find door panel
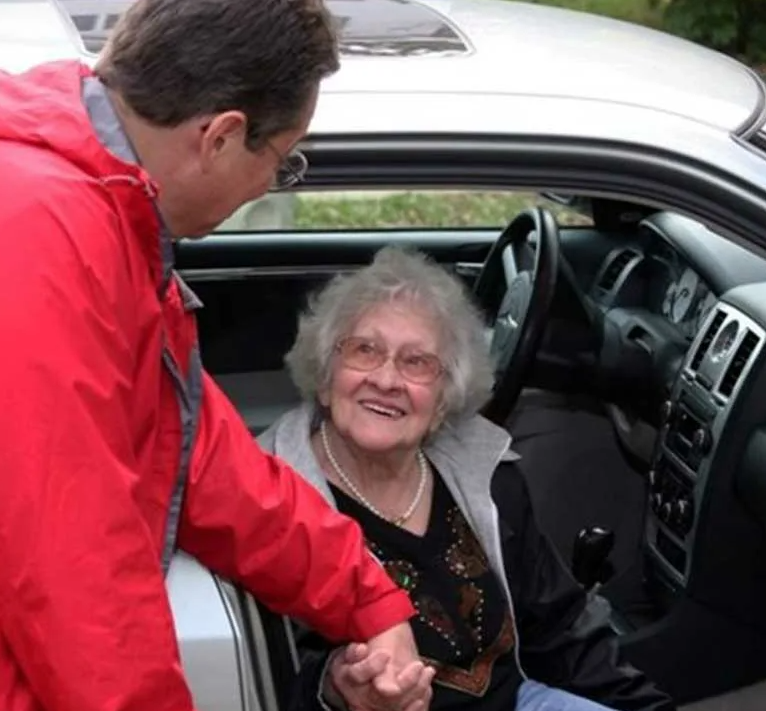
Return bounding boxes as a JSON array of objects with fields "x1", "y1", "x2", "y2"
[
  {"x1": 176, "y1": 203, "x2": 620, "y2": 432},
  {"x1": 178, "y1": 226, "x2": 617, "y2": 369},
  {"x1": 178, "y1": 226, "x2": 623, "y2": 433},
  {"x1": 177, "y1": 230, "x2": 497, "y2": 376},
  {"x1": 167, "y1": 553, "x2": 258, "y2": 711}
]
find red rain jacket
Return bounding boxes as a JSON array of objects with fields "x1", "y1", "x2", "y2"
[{"x1": 0, "y1": 61, "x2": 413, "y2": 711}]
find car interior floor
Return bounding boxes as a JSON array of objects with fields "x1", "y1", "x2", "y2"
[{"x1": 507, "y1": 388, "x2": 651, "y2": 612}]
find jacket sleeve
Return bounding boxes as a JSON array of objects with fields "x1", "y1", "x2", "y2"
[
  {"x1": 0, "y1": 204, "x2": 196, "y2": 711},
  {"x1": 177, "y1": 373, "x2": 415, "y2": 643},
  {"x1": 492, "y1": 462, "x2": 676, "y2": 711}
]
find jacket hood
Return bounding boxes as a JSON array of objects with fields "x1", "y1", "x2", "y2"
[
  {"x1": 0, "y1": 61, "x2": 150, "y2": 186},
  {"x1": 0, "y1": 61, "x2": 172, "y2": 289},
  {"x1": 258, "y1": 402, "x2": 521, "y2": 506}
]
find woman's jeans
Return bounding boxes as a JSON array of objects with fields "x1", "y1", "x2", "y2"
[{"x1": 516, "y1": 680, "x2": 617, "y2": 711}]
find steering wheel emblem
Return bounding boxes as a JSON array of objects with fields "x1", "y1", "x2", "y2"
[
  {"x1": 501, "y1": 276, "x2": 529, "y2": 317},
  {"x1": 490, "y1": 273, "x2": 533, "y2": 373},
  {"x1": 500, "y1": 313, "x2": 519, "y2": 330}
]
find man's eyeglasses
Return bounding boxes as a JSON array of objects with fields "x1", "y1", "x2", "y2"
[
  {"x1": 335, "y1": 336, "x2": 445, "y2": 385},
  {"x1": 267, "y1": 141, "x2": 308, "y2": 192}
]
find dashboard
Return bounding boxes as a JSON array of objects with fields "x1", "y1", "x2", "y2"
[
  {"x1": 583, "y1": 211, "x2": 766, "y2": 439},
  {"x1": 566, "y1": 209, "x2": 766, "y2": 700},
  {"x1": 657, "y1": 259, "x2": 716, "y2": 341},
  {"x1": 590, "y1": 212, "x2": 766, "y2": 350}
]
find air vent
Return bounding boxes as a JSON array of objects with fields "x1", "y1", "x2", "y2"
[
  {"x1": 689, "y1": 309, "x2": 726, "y2": 371},
  {"x1": 598, "y1": 249, "x2": 635, "y2": 292},
  {"x1": 718, "y1": 330, "x2": 760, "y2": 397}
]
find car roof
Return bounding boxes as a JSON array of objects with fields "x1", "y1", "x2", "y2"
[
  {"x1": 45, "y1": 0, "x2": 766, "y2": 140},
  {"x1": 0, "y1": 0, "x2": 84, "y2": 73},
  {"x1": 320, "y1": 0, "x2": 763, "y2": 135}
]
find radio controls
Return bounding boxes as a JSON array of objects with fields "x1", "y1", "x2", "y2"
[
  {"x1": 648, "y1": 457, "x2": 696, "y2": 538},
  {"x1": 660, "y1": 501, "x2": 674, "y2": 524},
  {"x1": 674, "y1": 498, "x2": 694, "y2": 534},
  {"x1": 692, "y1": 426, "x2": 713, "y2": 456}
]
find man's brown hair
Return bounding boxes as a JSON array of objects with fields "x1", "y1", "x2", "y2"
[{"x1": 96, "y1": 0, "x2": 339, "y2": 147}]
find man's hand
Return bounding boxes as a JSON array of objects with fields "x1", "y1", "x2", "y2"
[
  {"x1": 364, "y1": 622, "x2": 423, "y2": 696},
  {"x1": 324, "y1": 632, "x2": 435, "y2": 711}
]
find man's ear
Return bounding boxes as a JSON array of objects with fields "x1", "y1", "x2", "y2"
[{"x1": 199, "y1": 110, "x2": 248, "y2": 168}]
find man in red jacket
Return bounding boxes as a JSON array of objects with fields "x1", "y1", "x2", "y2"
[{"x1": 0, "y1": 0, "x2": 435, "y2": 710}]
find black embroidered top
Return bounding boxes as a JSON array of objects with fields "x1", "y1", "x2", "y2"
[
  {"x1": 329, "y1": 474, "x2": 519, "y2": 711},
  {"x1": 289, "y1": 457, "x2": 674, "y2": 711}
]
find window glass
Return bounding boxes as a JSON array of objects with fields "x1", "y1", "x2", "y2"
[
  {"x1": 71, "y1": 14, "x2": 96, "y2": 32},
  {"x1": 216, "y1": 190, "x2": 593, "y2": 232}
]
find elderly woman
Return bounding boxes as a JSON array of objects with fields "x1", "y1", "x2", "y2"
[{"x1": 259, "y1": 246, "x2": 674, "y2": 711}]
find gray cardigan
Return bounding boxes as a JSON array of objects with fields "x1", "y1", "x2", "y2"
[
  {"x1": 259, "y1": 404, "x2": 676, "y2": 711},
  {"x1": 258, "y1": 402, "x2": 527, "y2": 677}
]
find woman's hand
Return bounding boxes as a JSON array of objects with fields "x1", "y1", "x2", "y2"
[{"x1": 325, "y1": 641, "x2": 435, "y2": 711}]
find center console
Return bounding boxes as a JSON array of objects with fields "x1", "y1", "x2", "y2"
[
  {"x1": 645, "y1": 302, "x2": 764, "y2": 594},
  {"x1": 616, "y1": 298, "x2": 766, "y2": 703}
]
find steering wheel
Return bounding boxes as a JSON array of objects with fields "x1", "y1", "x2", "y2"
[{"x1": 473, "y1": 207, "x2": 561, "y2": 425}]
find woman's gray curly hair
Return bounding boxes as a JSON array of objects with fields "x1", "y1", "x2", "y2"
[{"x1": 284, "y1": 245, "x2": 495, "y2": 420}]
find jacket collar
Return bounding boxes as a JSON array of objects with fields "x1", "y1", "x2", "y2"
[
  {"x1": 82, "y1": 76, "x2": 175, "y2": 295},
  {"x1": 258, "y1": 402, "x2": 520, "y2": 509},
  {"x1": 0, "y1": 61, "x2": 172, "y2": 295},
  {"x1": 259, "y1": 402, "x2": 523, "y2": 650}
]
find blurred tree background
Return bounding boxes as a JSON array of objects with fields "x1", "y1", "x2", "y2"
[
  {"x1": 527, "y1": 0, "x2": 766, "y2": 69},
  {"x1": 663, "y1": 0, "x2": 766, "y2": 65}
]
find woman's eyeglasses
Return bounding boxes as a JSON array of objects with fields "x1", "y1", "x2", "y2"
[{"x1": 335, "y1": 336, "x2": 444, "y2": 385}]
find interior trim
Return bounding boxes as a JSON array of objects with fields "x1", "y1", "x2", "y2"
[
  {"x1": 180, "y1": 265, "x2": 360, "y2": 281},
  {"x1": 680, "y1": 678, "x2": 766, "y2": 711},
  {"x1": 216, "y1": 579, "x2": 263, "y2": 711}
]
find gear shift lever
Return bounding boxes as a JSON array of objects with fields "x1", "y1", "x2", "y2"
[{"x1": 572, "y1": 526, "x2": 615, "y2": 591}]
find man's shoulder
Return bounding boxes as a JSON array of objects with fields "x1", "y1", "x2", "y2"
[
  {"x1": 0, "y1": 136, "x2": 106, "y2": 194},
  {"x1": 0, "y1": 143, "x2": 123, "y2": 253},
  {"x1": 0, "y1": 146, "x2": 135, "y2": 306}
]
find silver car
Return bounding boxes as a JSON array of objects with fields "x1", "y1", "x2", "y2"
[{"x1": 7, "y1": 0, "x2": 766, "y2": 709}]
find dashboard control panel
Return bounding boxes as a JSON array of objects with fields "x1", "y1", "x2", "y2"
[
  {"x1": 645, "y1": 302, "x2": 764, "y2": 589},
  {"x1": 649, "y1": 457, "x2": 695, "y2": 536}
]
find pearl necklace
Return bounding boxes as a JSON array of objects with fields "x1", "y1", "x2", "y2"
[{"x1": 320, "y1": 420, "x2": 428, "y2": 527}]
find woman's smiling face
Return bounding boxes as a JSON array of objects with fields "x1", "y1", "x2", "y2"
[{"x1": 320, "y1": 301, "x2": 446, "y2": 456}]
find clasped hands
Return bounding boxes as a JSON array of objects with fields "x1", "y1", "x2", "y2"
[{"x1": 323, "y1": 623, "x2": 435, "y2": 711}]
